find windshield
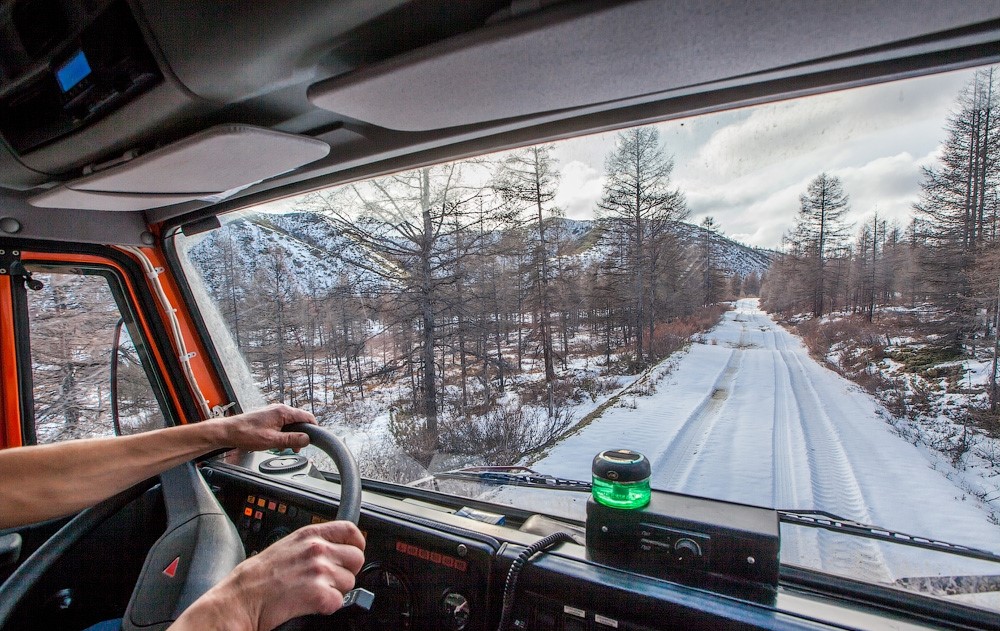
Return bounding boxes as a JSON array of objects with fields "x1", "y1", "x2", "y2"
[{"x1": 174, "y1": 66, "x2": 1000, "y2": 611}]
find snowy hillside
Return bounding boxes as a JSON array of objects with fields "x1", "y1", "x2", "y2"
[
  {"x1": 670, "y1": 221, "x2": 773, "y2": 278},
  {"x1": 185, "y1": 212, "x2": 393, "y2": 297},
  {"x1": 551, "y1": 217, "x2": 772, "y2": 278},
  {"x1": 186, "y1": 213, "x2": 771, "y2": 303}
]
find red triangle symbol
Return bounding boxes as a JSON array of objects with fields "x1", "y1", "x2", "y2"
[{"x1": 163, "y1": 556, "x2": 180, "y2": 578}]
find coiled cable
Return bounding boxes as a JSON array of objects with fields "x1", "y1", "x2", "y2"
[{"x1": 497, "y1": 531, "x2": 575, "y2": 631}]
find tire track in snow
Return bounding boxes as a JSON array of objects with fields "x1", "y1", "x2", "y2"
[
  {"x1": 770, "y1": 327, "x2": 809, "y2": 509},
  {"x1": 774, "y1": 330, "x2": 890, "y2": 582},
  {"x1": 743, "y1": 307, "x2": 812, "y2": 510},
  {"x1": 651, "y1": 324, "x2": 748, "y2": 491},
  {"x1": 747, "y1": 309, "x2": 796, "y2": 508},
  {"x1": 745, "y1": 306, "x2": 819, "y2": 566}
]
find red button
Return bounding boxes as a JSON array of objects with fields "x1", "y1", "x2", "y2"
[
  {"x1": 163, "y1": 557, "x2": 180, "y2": 578},
  {"x1": 268, "y1": 501, "x2": 277, "y2": 511},
  {"x1": 254, "y1": 511, "x2": 263, "y2": 520}
]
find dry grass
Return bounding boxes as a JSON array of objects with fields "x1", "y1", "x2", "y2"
[{"x1": 649, "y1": 304, "x2": 730, "y2": 359}]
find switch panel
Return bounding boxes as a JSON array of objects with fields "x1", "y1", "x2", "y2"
[{"x1": 586, "y1": 492, "x2": 779, "y2": 603}]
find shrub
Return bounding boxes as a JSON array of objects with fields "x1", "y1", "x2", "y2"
[
  {"x1": 437, "y1": 402, "x2": 574, "y2": 465},
  {"x1": 649, "y1": 304, "x2": 729, "y2": 359}
]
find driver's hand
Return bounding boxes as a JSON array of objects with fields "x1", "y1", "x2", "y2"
[
  {"x1": 214, "y1": 403, "x2": 316, "y2": 452},
  {"x1": 171, "y1": 521, "x2": 366, "y2": 631}
]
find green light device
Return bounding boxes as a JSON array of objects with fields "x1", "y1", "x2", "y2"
[{"x1": 591, "y1": 449, "x2": 651, "y2": 509}]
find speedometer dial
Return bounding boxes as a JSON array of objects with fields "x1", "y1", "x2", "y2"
[{"x1": 349, "y1": 563, "x2": 412, "y2": 631}]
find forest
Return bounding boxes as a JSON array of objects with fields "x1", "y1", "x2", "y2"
[
  {"x1": 761, "y1": 67, "x2": 1000, "y2": 437},
  {"x1": 184, "y1": 126, "x2": 766, "y2": 465}
]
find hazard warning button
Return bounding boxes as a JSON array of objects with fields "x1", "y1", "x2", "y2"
[{"x1": 163, "y1": 556, "x2": 180, "y2": 578}]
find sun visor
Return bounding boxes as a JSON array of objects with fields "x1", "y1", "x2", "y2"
[
  {"x1": 307, "y1": 0, "x2": 1000, "y2": 131},
  {"x1": 29, "y1": 125, "x2": 330, "y2": 210}
]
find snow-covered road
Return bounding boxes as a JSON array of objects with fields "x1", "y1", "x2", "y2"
[{"x1": 522, "y1": 298, "x2": 1000, "y2": 586}]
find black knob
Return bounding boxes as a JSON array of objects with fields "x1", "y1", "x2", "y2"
[{"x1": 674, "y1": 538, "x2": 702, "y2": 561}]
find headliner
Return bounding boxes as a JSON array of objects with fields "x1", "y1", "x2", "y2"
[{"x1": 0, "y1": 0, "x2": 997, "y2": 245}]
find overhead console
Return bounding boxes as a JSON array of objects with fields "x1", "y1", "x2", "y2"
[
  {"x1": 0, "y1": 0, "x2": 161, "y2": 155},
  {"x1": 28, "y1": 124, "x2": 331, "y2": 210}
]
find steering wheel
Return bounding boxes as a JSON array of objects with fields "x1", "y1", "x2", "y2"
[{"x1": 0, "y1": 422, "x2": 361, "y2": 631}]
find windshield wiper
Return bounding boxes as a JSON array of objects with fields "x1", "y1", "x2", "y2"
[
  {"x1": 777, "y1": 510, "x2": 1000, "y2": 565},
  {"x1": 417, "y1": 466, "x2": 592, "y2": 491},
  {"x1": 424, "y1": 468, "x2": 1000, "y2": 567}
]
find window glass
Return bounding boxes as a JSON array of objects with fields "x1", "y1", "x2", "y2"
[
  {"x1": 27, "y1": 270, "x2": 165, "y2": 442},
  {"x1": 175, "y1": 65, "x2": 1000, "y2": 611}
]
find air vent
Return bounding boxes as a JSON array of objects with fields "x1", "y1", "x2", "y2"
[{"x1": 13, "y1": 0, "x2": 69, "y2": 58}]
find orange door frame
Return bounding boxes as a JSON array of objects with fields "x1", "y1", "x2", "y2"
[
  {"x1": 0, "y1": 246, "x2": 229, "y2": 448},
  {"x1": 0, "y1": 276, "x2": 21, "y2": 448}
]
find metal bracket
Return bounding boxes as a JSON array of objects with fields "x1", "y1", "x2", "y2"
[
  {"x1": 0, "y1": 248, "x2": 21, "y2": 276},
  {"x1": 0, "y1": 249, "x2": 43, "y2": 290}
]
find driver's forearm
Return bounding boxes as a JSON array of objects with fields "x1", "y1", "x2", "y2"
[
  {"x1": 170, "y1": 587, "x2": 254, "y2": 631},
  {"x1": 0, "y1": 422, "x2": 228, "y2": 529}
]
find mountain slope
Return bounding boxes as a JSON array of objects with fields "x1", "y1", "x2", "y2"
[
  {"x1": 553, "y1": 217, "x2": 772, "y2": 278},
  {"x1": 185, "y1": 213, "x2": 772, "y2": 303},
  {"x1": 185, "y1": 212, "x2": 392, "y2": 297}
]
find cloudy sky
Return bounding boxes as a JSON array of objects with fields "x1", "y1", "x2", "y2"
[{"x1": 549, "y1": 67, "x2": 980, "y2": 249}]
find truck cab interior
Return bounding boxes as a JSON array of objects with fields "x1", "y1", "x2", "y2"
[{"x1": 0, "y1": 1, "x2": 999, "y2": 630}]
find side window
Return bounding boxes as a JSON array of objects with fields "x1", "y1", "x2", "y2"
[{"x1": 26, "y1": 270, "x2": 166, "y2": 443}]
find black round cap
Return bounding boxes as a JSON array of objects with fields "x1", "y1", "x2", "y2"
[
  {"x1": 592, "y1": 449, "x2": 650, "y2": 482},
  {"x1": 260, "y1": 454, "x2": 309, "y2": 474}
]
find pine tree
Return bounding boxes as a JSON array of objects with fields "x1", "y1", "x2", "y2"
[
  {"x1": 915, "y1": 67, "x2": 1000, "y2": 347},
  {"x1": 492, "y1": 145, "x2": 561, "y2": 415},
  {"x1": 302, "y1": 162, "x2": 500, "y2": 446},
  {"x1": 598, "y1": 126, "x2": 687, "y2": 364},
  {"x1": 790, "y1": 173, "x2": 851, "y2": 316},
  {"x1": 698, "y1": 216, "x2": 726, "y2": 306}
]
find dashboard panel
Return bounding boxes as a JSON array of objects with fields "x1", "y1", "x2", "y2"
[
  {"x1": 200, "y1": 456, "x2": 963, "y2": 631},
  {"x1": 204, "y1": 462, "x2": 499, "y2": 631}
]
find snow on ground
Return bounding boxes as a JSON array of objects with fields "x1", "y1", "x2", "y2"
[{"x1": 495, "y1": 298, "x2": 1000, "y2": 603}]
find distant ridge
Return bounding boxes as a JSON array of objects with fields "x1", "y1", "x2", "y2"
[{"x1": 187, "y1": 213, "x2": 773, "y2": 298}]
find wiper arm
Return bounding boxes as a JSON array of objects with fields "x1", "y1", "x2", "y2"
[
  {"x1": 421, "y1": 466, "x2": 592, "y2": 492},
  {"x1": 414, "y1": 474, "x2": 1000, "y2": 566},
  {"x1": 895, "y1": 574, "x2": 1000, "y2": 596},
  {"x1": 779, "y1": 509, "x2": 1000, "y2": 565}
]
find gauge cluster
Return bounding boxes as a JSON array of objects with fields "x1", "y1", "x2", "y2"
[{"x1": 204, "y1": 465, "x2": 497, "y2": 631}]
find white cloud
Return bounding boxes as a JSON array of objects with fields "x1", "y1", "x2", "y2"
[
  {"x1": 555, "y1": 160, "x2": 604, "y2": 219},
  {"x1": 651, "y1": 70, "x2": 974, "y2": 247},
  {"x1": 495, "y1": 67, "x2": 978, "y2": 248},
  {"x1": 831, "y1": 152, "x2": 927, "y2": 229},
  {"x1": 683, "y1": 72, "x2": 963, "y2": 182}
]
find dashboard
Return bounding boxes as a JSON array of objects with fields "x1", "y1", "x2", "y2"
[
  {"x1": 206, "y1": 455, "x2": 499, "y2": 631},
  {"x1": 201, "y1": 453, "x2": 960, "y2": 631}
]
